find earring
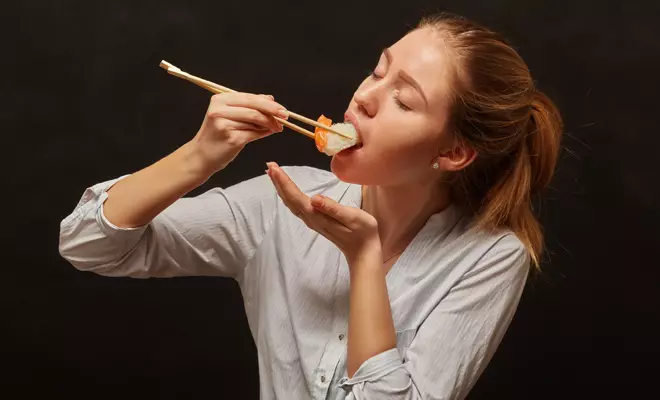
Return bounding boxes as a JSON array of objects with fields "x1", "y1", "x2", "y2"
[{"x1": 432, "y1": 162, "x2": 439, "y2": 170}]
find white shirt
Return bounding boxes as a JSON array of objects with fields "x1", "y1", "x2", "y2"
[{"x1": 59, "y1": 165, "x2": 529, "y2": 400}]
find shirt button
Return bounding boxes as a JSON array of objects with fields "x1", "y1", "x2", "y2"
[
  {"x1": 321, "y1": 375, "x2": 326, "y2": 383},
  {"x1": 338, "y1": 333, "x2": 345, "y2": 340}
]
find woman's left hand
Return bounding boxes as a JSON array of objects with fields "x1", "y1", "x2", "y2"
[{"x1": 266, "y1": 162, "x2": 382, "y2": 266}]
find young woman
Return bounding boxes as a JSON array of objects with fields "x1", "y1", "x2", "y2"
[{"x1": 59, "y1": 13, "x2": 562, "y2": 400}]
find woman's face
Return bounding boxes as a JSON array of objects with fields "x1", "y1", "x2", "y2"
[{"x1": 331, "y1": 27, "x2": 455, "y2": 187}]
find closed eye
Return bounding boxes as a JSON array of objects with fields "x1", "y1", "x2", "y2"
[
  {"x1": 395, "y1": 97, "x2": 411, "y2": 111},
  {"x1": 369, "y1": 70, "x2": 382, "y2": 80},
  {"x1": 369, "y1": 71, "x2": 412, "y2": 111}
]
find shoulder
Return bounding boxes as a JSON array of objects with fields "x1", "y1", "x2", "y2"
[
  {"x1": 464, "y1": 226, "x2": 530, "y2": 280},
  {"x1": 278, "y1": 165, "x2": 344, "y2": 194},
  {"x1": 216, "y1": 165, "x2": 337, "y2": 196},
  {"x1": 482, "y1": 229, "x2": 527, "y2": 259},
  {"x1": 279, "y1": 165, "x2": 336, "y2": 183},
  {"x1": 205, "y1": 165, "x2": 351, "y2": 213},
  {"x1": 439, "y1": 211, "x2": 530, "y2": 282}
]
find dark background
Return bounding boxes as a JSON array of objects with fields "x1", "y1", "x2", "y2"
[{"x1": 2, "y1": 0, "x2": 658, "y2": 398}]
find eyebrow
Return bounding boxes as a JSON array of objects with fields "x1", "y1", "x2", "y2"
[{"x1": 383, "y1": 48, "x2": 429, "y2": 106}]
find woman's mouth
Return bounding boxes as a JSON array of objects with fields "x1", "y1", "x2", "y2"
[
  {"x1": 342, "y1": 111, "x2": 365, "y2": 152},
  {"x1": 344, "y1": 112, "x2": 363, "y2": 140},
  {"x1": 337, "y1": 141, "x2": 363, "y2": 156}
]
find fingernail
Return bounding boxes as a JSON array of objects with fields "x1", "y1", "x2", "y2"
[
  {"x1": 266, "y1": 162, "x2": 274, "y2": 170},
  {"x1": 268, "y1": 95, "x2": 274, "y2": 100},
  {"x1": 278, "y1": 109, "x2": 289, "y2": 119}
]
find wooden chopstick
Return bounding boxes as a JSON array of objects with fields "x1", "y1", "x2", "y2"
[
  {"x1": 160, "y1": 61, "x2": 314, "y2": 139},
  {"x1": 194, "y1": 76, "x2": 316, "y2": 139},
  {"x1": 159, "y1": 60, "x2": 353, "y2": 140}
]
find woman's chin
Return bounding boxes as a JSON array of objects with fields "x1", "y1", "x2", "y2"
[
  {"x1": 330, "y1": 155, "x2": 357, "y2": 183},
  {"x1": 330, "y1": 150, "x2": 372, "y2": 184}
]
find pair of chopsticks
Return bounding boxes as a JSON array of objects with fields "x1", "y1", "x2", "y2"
[{"x1": 159, "y1": 60, "x2": 352, "y2": 140}]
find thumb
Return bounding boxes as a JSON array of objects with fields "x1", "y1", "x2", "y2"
[{"x1": 311, "y1": 195, "x2": 350, "y2": 224}]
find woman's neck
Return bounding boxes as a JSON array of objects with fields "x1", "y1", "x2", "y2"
[{"x1": 361, "y1": 179, "x2": 451, "y2": 260}]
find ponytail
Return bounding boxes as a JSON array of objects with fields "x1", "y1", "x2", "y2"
[
  {"x1": 419, "y1": 15, "x2": 564, "y2": 268},
  {"x1": 528, "y1": 91, "x2": 563, "y2": 195},
  {"x1": 475, "y1": 91, "x2": 563, "y2": 268}
]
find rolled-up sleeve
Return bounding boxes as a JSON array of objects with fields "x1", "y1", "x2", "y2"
[
  {"x1": 339, "y1": 235, "x2": 529, "y2": 400},
  {"x1": 59, "y1": 171, "x2": 278, "y2": 279}
]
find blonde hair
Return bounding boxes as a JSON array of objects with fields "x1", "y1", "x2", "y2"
[{"x1": 418, "y1": 14, "x2": 563, "y2": 267}]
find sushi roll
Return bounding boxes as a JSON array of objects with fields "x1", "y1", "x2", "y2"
[{"x1": 314, "y1": 115, "x2": 361, "y2": 156}]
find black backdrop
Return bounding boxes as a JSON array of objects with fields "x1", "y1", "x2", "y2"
[{"x1": 2, "y1": 0, "x2": 659, "y2": 398}]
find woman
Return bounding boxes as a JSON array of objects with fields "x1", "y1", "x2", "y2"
[{"x1": 59, "y1": 13, "x2": 562, "y2": 400}]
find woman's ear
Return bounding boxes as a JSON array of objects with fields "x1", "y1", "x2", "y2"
[{"x1": 435, "y1": 141, "x2": 477, "y2": 172}]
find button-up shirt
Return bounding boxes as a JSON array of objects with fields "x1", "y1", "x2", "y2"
[{"x1": 59, "y1": 165, "x2": 529, "y2": 399}]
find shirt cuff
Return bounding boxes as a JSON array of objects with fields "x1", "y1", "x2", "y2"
[
  {"x1": 96, "y1": 175, "x2": 148, "y2": 234},
  {"x1": 338, "y1": 348, "x2": 405, "y2": 391},
  {"x1": 99, "y1": 202, "x2": 145, "y2": 232}
]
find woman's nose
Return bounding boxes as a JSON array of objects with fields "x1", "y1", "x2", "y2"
[{"x1": 354, "y1": 84, "x2": 379, "y2": 118}]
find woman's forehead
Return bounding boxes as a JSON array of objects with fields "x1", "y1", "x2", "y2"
[{"x1": 389, "y1": 28, "x2": 453, "y2": 104}]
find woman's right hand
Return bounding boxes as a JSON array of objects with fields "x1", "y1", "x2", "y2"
[
  {"x1": 101, "y1": 92, "x2": 288, "y2": 229},
  {"x1": 190, "y1": 92, "x2": 289, "y2": 175}
]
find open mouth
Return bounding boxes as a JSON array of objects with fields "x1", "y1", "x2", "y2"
[
  {"x1": 334, "y1": 111, "x2": 364, "y2": 156},
  {"x1": 338, "y1": 141, "x2": 363, "y2": 155}
]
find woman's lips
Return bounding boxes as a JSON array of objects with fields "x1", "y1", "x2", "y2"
[{"x1": 344, "y1": 111, "x2": 363, "y2": 144}]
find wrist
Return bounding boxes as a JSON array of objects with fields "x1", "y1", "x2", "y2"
[
  {"x1": 178, "y1": 140, "x2": 217, "y2": 185},
  {"x1": 347, "y1": 240, "x2": 383, "y2": 272}
]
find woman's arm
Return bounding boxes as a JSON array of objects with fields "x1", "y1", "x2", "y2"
[
  {"x1": 340, "y1": 235, "x2": 529, "y2": 399},
  {"x1": 103, "y1": 92, "x2": 286, "y2": 229},
  {"x1": 261, "y1": 165, "x2": 529, "y2": 398},
  {"x1": 59, "y1": 92, "x2": 287, "y2": 278},
  {"x1": 101, "y1": 140, "x2": 210, "y2": 229},
  {"x1": 59, "y1": 168, "x2": 281, "y2": 278},
  {"x1": 346, "y1": 248, "x2": 397, "y2": 377}
]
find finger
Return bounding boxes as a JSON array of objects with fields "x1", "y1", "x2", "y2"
[
  {"x1": 210, "y1": 105, "x2": 282, "y2": 133},
  {"x1": 267, "y1": 162, "x2": 310, "y2": 213},
  {"x1": 302, "y1": 211, "x2": 351, "y2": 250},
  {"x1": 307, "y1": 209, "x2": 352, "y2": 238},
  {"x1": 238, "y1": 127, "x2": 278, "y2": 144},
  {"x1": 224, "y1": 120, "x2": 272, "y2": 132},
  {"x1": 310, "y1": 194, "x2": 358, "y2": 228},
  {"x1": 213, "y1": 92, "x2": 289, "y2": 120},
  {"x1": 266, "y1": 165, "x2": 352, "y2": 243},
  {"x1": 270, "y1": 180, "x2": 349, "y2": 239}
]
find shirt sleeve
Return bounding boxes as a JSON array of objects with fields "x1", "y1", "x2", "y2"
[
  {"x1": 338, "y1": 234, "x2": 530, "y2": 400},
  {"x1": 58, "y1": 170, "x2": 279, "y2": 279}
]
